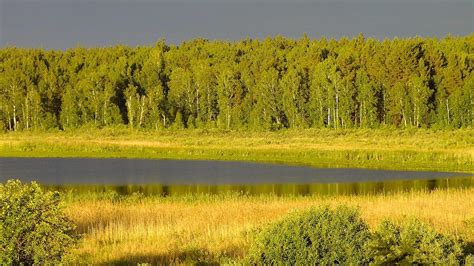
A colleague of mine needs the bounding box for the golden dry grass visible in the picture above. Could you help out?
[65,188,474,264]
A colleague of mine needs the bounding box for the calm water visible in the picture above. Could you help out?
[0,157,472,196]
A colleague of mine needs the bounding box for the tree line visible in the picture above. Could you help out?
[0,34,472,131]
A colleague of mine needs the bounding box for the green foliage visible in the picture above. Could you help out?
[465,255,474,265]
[0,179,77,264]
[173,111,185,129]
[0,35,472,132]
[367,219,464,264]
[248,206,371,265]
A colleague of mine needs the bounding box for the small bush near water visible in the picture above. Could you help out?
[367,219,464,265]
[0,180,77,264]
[248,206,371,265]
[249,206,467,265]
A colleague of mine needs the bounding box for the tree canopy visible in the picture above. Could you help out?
[0,35,472,131]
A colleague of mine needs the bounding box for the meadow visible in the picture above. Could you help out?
[64,188,474,264]
[1,28,472,265]
[0,128,473,172]
[1,128,473,263]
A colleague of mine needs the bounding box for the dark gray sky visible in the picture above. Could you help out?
[1,0,472,49]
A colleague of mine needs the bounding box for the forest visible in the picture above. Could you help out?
[0,34,472,131]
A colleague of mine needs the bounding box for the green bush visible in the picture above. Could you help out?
[367,219,464,264]
[0,179,77,264]
[248,206,371,265]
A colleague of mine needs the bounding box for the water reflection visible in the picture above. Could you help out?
[2,157,472,196]
[45,176,473,197]
[0,157,470,185]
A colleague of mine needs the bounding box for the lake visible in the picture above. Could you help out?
[0,157,472,196]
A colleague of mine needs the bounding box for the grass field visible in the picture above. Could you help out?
[0,128,473,172]
[63,188,474,264]
[2,128,473,263]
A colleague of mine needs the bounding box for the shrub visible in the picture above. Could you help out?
[367,219,464,264]
[465,255,474,265]
[0,179,77,264]
[248,206,370,265]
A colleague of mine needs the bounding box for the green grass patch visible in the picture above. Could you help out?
[0,128,472,172]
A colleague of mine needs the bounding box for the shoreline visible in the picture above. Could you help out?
[1,128,472,173]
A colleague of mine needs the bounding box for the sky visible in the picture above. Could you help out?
[0,0,472,50]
